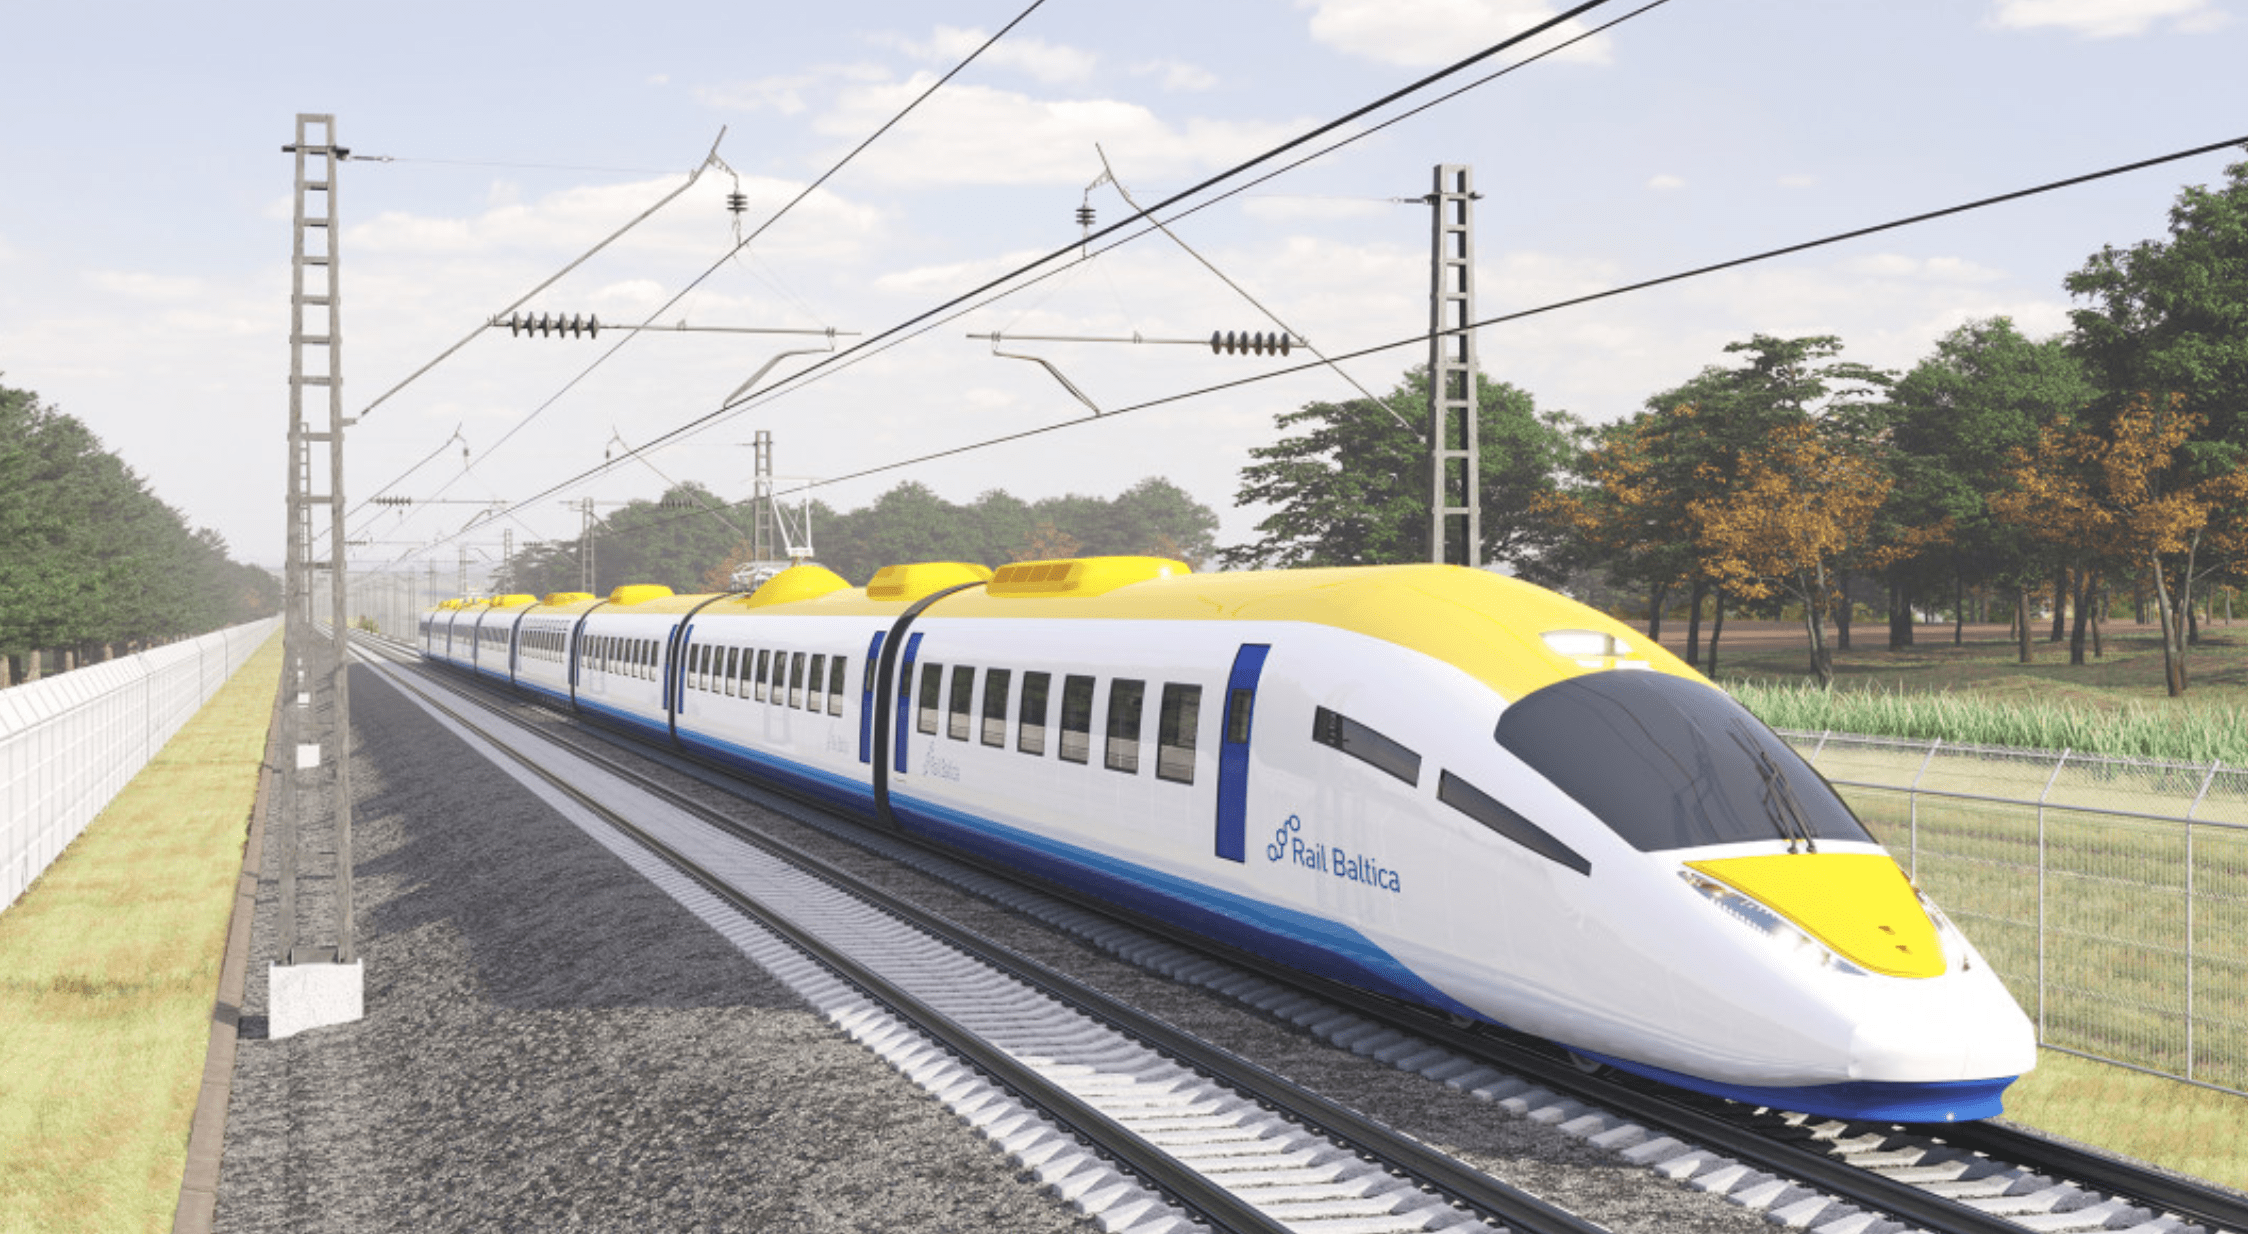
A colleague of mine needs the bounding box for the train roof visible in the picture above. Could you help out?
[429,558,1698,702]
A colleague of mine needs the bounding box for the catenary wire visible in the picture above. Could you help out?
[530,130,2248,553]
[399,0,1621,562]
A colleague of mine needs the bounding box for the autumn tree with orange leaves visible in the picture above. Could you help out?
[1689,421,1899,687]
[1994,393,2248,695]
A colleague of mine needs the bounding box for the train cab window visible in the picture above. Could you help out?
[1438,771,1590,875]
[1058,675,1094,763]
[724,647,740,696]
[1494,670,1875,853]
[1105,680,1146,774]
[947,666,974,741]
[827,657,847,717]
[917,663,943,735]
[807,655,827,710]
[1018,672,1050,756]
[1312,707,1421,787]
[1156,684,1201,784]
[755,650,772,702]
[981,669,1011,747]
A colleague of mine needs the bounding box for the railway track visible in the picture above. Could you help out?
[358,638,2248,1234]
[354,641,1613,1234]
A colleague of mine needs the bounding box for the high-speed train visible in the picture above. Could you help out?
[420,557,2033,1122]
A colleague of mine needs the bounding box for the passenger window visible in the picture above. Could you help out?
[725,647,740,695]
[1438,771,1590,875]
[1157,684,1201,784]
[948,666,974,741]
[1059,675,1095,764]
[741,648,756,696]
[827,657,847,717]
[1105,680,1145,774]
[1018,671,1050,756]
[789,652,807,708]
[1226,689,1254,744]
[808,654,827,710]
[1312,707,1421,786]
[917,663,943,735]
[981,669,1011,747]
[755,649,771,702]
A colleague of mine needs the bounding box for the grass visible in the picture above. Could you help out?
[1698,621,2248,766]
[2004,1049,2248,1192]
[0,632,280,1234]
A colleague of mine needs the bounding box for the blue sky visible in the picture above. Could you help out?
[1,0,2240,577]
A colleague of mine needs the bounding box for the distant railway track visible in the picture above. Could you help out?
[356,635,2248,1234]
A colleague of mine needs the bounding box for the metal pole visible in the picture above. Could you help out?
[1907,739,1941,881]
[2035,750,2070,1042]
[2184,759,2218,1080]
[1426,164,1480,567]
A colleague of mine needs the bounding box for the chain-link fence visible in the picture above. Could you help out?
[0,618,280,912]
[1782,729,2248,1096]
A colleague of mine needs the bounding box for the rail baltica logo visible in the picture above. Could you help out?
[1264,814,1402,894]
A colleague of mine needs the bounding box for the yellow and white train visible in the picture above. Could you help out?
[421,556,2033,1121]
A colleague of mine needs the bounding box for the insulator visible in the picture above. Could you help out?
[1278,333,1291,356]
[1075,204,1095,229]
[568,314,585,337]
[586,314,599,339]
[727,190,748,215]
[1210,331,1222,355]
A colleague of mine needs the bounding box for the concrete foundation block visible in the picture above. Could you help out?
[269,960,363,1040]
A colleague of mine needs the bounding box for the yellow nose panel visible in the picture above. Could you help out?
[1685,852,1945,978]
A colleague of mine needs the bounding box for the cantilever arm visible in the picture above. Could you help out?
[724,329,839,404]
[981,332,1103,416]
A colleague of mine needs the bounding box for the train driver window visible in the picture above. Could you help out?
[981,668,1011,747]
[827,657,848,717]
[947,666,974,741]
[1156,684,1201,784]
[917,663,943,735]
[1312,707,1421,786]
[807,654,827,710]
[1105,680,1146,774]
[789,652,807,708]
[755,650,771,702]
[1017,672,1050,756]
[1058,675,1095,764]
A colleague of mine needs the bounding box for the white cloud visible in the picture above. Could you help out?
[1647,174,1687,191]
[647,73,670,87]
[1988,0,2226,37]
[1132,59,1219,92]
[817,77,1309,187]
[85,270,204,300]
[1299,0,1612,67]
[877,25,1097,84]
[872,249,1051,297]
[0,235,14,262]
[695,63,887,115]
[1777,174,1817,189]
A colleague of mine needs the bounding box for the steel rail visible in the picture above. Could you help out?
[374,638,2248,1234]
[358,641,1612,1234]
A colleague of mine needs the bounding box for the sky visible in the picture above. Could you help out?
[1,0,2241,588]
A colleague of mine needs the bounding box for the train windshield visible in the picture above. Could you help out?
[1494,671,1873,852]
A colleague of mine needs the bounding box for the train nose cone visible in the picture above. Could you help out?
[1685,851,1945,978]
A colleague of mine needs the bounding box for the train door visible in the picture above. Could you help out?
[858,630,886,764]
[1214,644,1271,862]
[892,632,923,775]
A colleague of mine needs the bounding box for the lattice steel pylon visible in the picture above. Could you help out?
[1426,165,1481,567]
[277,113,360,1006]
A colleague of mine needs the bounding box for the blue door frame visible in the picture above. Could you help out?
[1215,643,1271,863]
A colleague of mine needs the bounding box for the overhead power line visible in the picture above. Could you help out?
[773,133,2248,498]
[428,0,1623,555]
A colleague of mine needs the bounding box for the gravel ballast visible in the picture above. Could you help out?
[213,664,1099,1233]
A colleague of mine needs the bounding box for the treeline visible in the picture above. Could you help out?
[1,381,280,685]
[495,476,1220,597]
[1225,155,2248,695]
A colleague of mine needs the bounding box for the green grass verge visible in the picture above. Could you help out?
[0,633,280,1234]
[2005,1050,2248,1192]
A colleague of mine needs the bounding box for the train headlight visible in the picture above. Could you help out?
[1679,870,1869,977]
[1911,886,1975,974]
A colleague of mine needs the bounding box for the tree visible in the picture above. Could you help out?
[1692,421,1896,687]
[1884,318,2095,661]
[1994,393,2248,695]
[1221,366,1584,579]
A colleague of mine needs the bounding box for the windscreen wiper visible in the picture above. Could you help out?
[1730,725,1818,854]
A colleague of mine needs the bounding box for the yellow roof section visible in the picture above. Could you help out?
[488,593,536,608]
[543,591,595,606]
[990,556,1189,598]
[1687,852,1944,979]
[744,563,851,608]
[609,584,674,605]
[866,561,992,602]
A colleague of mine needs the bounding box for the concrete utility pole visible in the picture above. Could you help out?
[752,429,776,569]
[273,112,362,1039]
[1426,164,1481,567]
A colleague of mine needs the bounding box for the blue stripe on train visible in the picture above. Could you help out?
[1571,1047,2018,1123]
